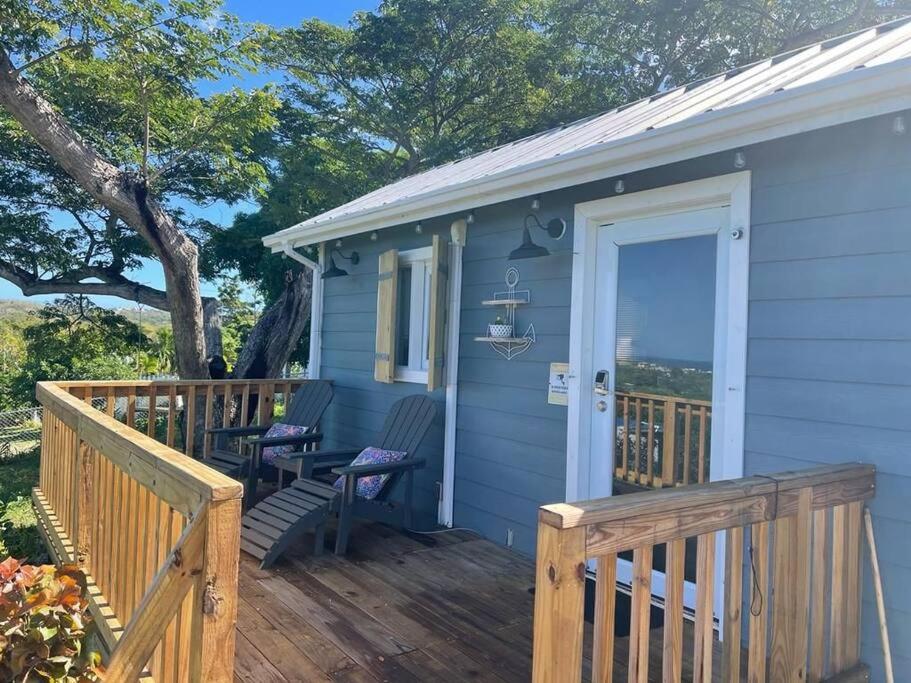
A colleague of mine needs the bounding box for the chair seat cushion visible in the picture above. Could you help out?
[261,423,308,464]
[333,446,406,500]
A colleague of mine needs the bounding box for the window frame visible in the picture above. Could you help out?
[394,246,433,383]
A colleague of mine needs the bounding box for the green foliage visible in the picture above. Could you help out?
[539,0,908,113]
[217,277,261,366]
[615,361,713,402]
[9,297,146,405]
[0,558,102,682]
[0,449,43,563]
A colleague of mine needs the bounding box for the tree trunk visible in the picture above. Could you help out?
[232,270,312,380]
[0,47,209,378]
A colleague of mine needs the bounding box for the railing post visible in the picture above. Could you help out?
[661,398,677,486]
[532,521,586,683]
[189,496,242,682]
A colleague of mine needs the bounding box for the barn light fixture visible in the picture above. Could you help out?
[322,248,359,279]
[415,221,423,234]
[370,231,379,241]
[614,179,626,194]
[733,150,747,168]
[530,196,541,211]
[508,214,566,261]
[893,115,906,136]
[466,210,476,225]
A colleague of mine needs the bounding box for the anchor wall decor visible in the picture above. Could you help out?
[474,267,536,360]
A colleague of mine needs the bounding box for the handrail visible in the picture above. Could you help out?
[31,379,309,681]
[531,463,875,682]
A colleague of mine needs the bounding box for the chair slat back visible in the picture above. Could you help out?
[372,395,436,503]
[377,395,436,455]
[284,381,334,429]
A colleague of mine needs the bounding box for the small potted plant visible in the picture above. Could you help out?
[488,315,513,338]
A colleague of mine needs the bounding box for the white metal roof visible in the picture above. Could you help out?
[265,18,911,250]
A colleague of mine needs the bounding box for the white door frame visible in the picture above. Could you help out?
[565,172,751,620]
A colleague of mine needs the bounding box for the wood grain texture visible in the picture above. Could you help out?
[531,524,586,683]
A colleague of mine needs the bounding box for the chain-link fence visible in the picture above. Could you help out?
[0,405,43,458]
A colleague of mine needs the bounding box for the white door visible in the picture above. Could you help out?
[588,205,740,613]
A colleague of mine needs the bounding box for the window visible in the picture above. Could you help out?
[394,247,433,382]
[375,236,448,390]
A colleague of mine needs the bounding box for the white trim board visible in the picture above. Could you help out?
[264,57,911,250]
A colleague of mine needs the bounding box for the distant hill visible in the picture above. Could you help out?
[0,299,172,329]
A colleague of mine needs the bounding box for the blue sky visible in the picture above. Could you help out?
[0,0,373,307]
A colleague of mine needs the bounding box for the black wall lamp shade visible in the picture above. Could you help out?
[508,215,567,261]
[322,250,360,279]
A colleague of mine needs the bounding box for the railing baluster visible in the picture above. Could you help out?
[632,397,642,485]
[682,404,692,486]
[697,405,707,483]
[627,545,653,682]
[203,384,215,457]
[748,521,770,683]
[693,532,715,682]
[619,395,629,479]
[147,385,158,439]
[722,526,744,682]
[591,554,616,683]
[185,385,197,457]
[663,397,677,486]
[167,385,177,447]
[663,538,685,682]
[645,400,654,487]
[809,507,829,683]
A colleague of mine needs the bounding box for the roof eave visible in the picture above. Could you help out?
[264,58,911,251]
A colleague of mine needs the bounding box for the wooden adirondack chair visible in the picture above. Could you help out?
[202,380,333,505]
[240,394,436,567]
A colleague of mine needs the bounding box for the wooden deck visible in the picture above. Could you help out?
[233,522,729,682]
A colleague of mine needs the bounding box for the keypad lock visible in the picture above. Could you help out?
[594,369,609,396]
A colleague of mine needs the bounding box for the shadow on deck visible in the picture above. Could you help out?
[233,522,725,682]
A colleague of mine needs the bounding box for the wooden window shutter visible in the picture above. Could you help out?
[426,234,449,391]
[374,249,399,383]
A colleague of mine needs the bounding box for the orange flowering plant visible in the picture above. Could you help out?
[0,558,103,682]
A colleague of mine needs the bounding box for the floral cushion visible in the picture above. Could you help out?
[333,446,407,500]
[260,423,308,465]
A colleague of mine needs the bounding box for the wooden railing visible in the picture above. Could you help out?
[53,378,307,456]
[615,391,711,489]
[31,379,304,682]
[531,463,875,682]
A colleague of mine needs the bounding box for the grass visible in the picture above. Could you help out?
[0,447,46,563]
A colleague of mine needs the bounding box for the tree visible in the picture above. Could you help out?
[10,296,146,405]
[269,0,563,177]
[0,0,299,379]
[540,0,911,113]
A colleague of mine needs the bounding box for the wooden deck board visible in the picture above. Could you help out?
[234,521,731,682]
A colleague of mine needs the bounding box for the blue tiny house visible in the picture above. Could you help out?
[265,20,911,680]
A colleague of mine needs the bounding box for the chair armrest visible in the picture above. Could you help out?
[332,458,426,478]
[247,432,324,449]
[279,448,360,462]
[205,425,269,437]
